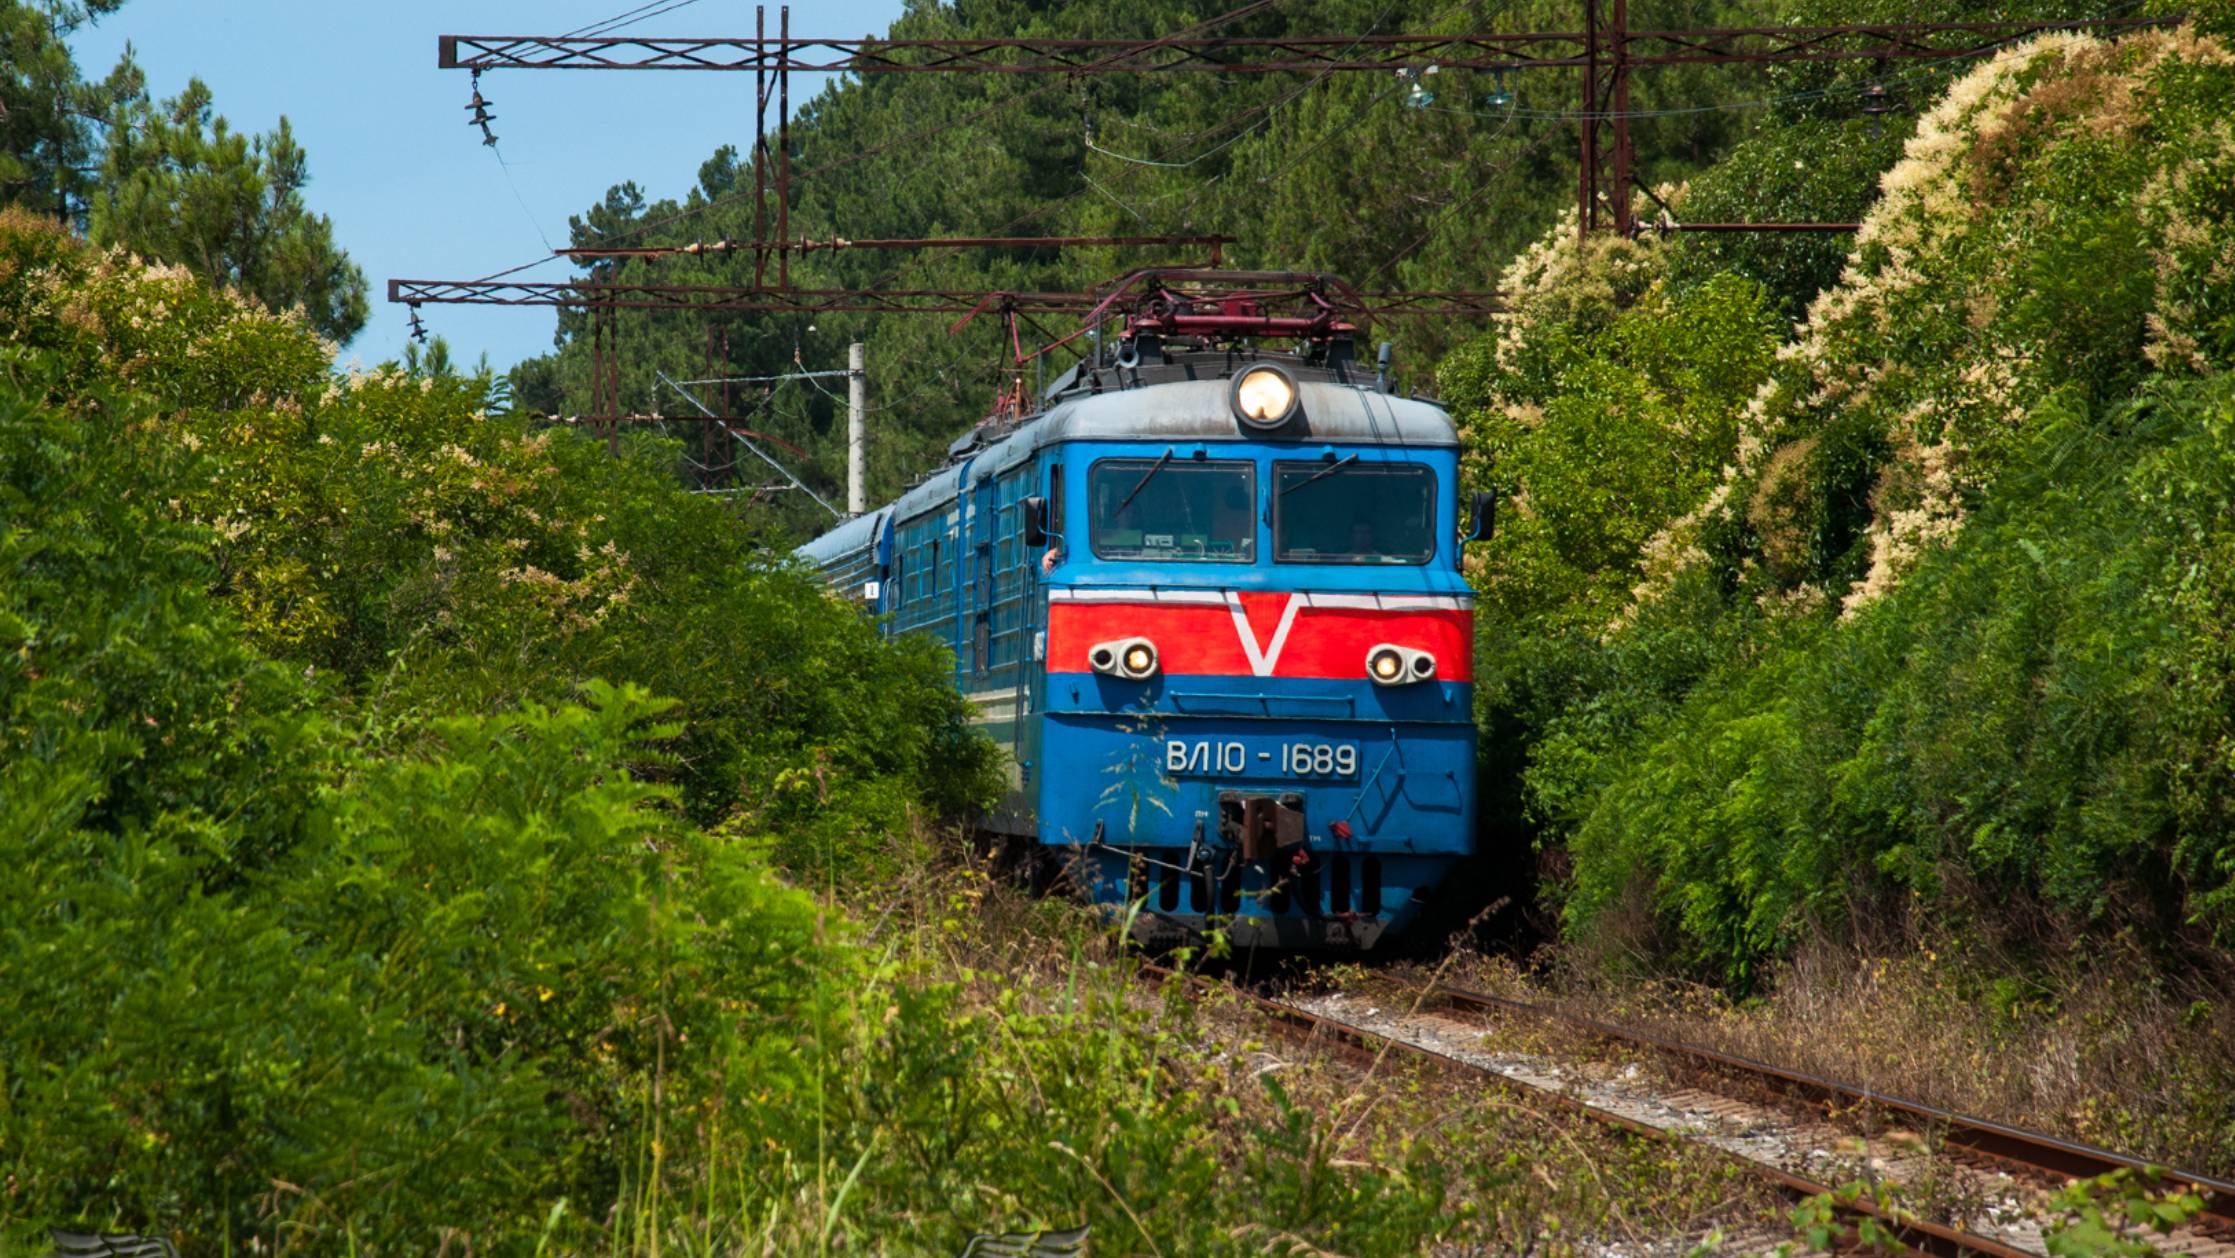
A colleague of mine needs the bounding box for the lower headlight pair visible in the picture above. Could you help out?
[1090,637,1159,680]
[1366,644,1436,685]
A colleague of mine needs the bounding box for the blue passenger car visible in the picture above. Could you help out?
[801,335,1484,948]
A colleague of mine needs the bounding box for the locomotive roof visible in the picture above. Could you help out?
[1026,377,1456,451]
[801,360,1458,562]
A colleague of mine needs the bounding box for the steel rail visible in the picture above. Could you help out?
[1431,985,2235,1233]
[1141,965,2036,1258]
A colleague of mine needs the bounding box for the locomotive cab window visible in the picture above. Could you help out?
[1273,460,1435,564]
[1089,457,1255,562]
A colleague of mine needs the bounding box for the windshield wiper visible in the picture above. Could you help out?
[1117,449,1174,512]
[1280,452,1359,496]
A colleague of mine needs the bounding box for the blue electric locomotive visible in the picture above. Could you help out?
[800,277,1486,948]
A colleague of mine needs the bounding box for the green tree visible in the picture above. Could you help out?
[91,77,367,341]
[0,0,137,222]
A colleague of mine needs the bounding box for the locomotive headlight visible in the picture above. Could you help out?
[1366,644,1434,686]
[1368,645,1406,683]
[1091,637,1160,680]
[1230,364,1299,429]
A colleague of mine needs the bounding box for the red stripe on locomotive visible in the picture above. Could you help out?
[1046,593,1473,682]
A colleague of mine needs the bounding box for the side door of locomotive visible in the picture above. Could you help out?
[1013,452,1061,837]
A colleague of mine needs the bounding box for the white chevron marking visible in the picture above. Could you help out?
[1226,592,1304,678]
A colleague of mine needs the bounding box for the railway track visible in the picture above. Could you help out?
[1145,964,2235,1257]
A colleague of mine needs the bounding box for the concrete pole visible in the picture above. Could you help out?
[846,341,867,515]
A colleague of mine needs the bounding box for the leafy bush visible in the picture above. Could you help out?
[0,206,999,864]
[1443,25,2235,983]
[1667,116,1911,316]
[0,205,1013,1248]
[1436,229,1783,896]
[0,345,846,1242]
[1441,236,1780,660]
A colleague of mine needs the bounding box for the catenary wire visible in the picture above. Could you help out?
[838,0,1459,300]
[565,0,1288,258]
[568,0,705,40]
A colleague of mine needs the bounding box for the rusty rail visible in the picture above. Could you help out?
[1431,985,2235,1233]
[1141,964,2038,1257]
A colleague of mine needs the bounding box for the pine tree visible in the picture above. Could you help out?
[91,77,368,342]
[0,0,137,223]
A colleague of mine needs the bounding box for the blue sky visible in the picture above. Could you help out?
[71,1,907,371]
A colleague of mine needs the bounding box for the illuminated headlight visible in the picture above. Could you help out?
[1091,637,1159,680]
[1366,643,1436,686]
[1230,364,1300,429]
[1368,646,1405,682]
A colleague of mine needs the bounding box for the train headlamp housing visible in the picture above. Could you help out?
[1090,636,1160,681]
[1366,643,1436,686]
[1230,364,1300,430]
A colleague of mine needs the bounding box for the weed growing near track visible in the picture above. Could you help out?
[677,843,1796,1256]
[1455,927,2235,1179]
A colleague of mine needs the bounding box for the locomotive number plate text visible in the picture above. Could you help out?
[1165,739,1358,778]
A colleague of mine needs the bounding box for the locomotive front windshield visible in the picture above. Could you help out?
[1273,460,1436,564]
[1089,457,1256,562]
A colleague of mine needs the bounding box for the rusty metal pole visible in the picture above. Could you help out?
[753,5,768,288]
[777,4,790,290]
[591,302,620,457]
[1610,0,1633,238]
[702,324,721,490]
[1578,0,1600,241]
[719,329,733,487]
[606,311,621,458]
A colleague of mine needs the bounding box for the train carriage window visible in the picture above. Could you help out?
[1088,457,1255,562]
[1272,460,1435,565]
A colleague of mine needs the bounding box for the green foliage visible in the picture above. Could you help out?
[1668,116,1910,315]
[91,77,368,341]
[2,1,365,341]
[1443,263,1780,646]
[1784,1180,1910,1255]
[0,0,136,223]
[0,206,1001,860]
[2043,1169,2207,1257]
[1437,25,2235,983]
[1436,229,1783,886]
[1553,374,2235,982]
[0,204,1011,1248]
[0,308,853,1240]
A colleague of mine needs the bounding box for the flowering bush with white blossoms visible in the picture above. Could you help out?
[1442,23,2235,986]
[1649,25,2235,621]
